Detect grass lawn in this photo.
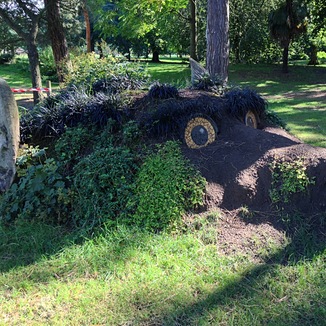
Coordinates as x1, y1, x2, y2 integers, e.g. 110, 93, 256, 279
0, 217, 325, 325
0, 59, 325, 325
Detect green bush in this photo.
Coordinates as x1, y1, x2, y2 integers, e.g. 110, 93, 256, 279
132, 141, 206, 231
64, 52, 149, 93
71, 144, 139, 229
270, 157, 315, 204
39, 46, 57, 81
0, 148, 70, 225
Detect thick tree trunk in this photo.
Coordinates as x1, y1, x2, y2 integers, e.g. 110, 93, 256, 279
206, 0, 229, 85
26, 39, 43, 104
152, 50, 160, 63
44, 0, 71, 83
282, 44, 289, 73
189, 0, 198, 61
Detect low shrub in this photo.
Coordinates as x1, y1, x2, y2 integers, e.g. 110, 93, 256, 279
39, 46, 57, 81
64, 52, 149, 93
0, 147, 70, 225
192, 73, 226, 94
71, 143, 139, 229
132, 141, 206, 231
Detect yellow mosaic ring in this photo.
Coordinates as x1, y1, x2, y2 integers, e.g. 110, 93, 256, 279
184, 115, 218, 149
244, 110, 258, 129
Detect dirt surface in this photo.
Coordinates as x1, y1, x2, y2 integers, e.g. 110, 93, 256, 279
182, 122, 326, 213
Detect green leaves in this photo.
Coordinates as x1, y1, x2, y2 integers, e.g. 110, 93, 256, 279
132, 141, 206, 231
269, 157, 315, 204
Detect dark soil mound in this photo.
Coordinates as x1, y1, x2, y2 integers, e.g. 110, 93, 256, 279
182, 121, 326, 215
132, 88, 326, 217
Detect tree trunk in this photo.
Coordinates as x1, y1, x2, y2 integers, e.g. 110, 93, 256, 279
206, 0, 229, 85
152, 50, 160, 63
44, 0, 71, 83
82, 1, 92, 53
189, 0, 198, 61
26, 39, 43, 104
282, 44, 289, 73
308, 43, 319, 66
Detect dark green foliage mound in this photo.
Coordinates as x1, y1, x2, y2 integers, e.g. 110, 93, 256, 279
132, 141, 206, 231
20, 88, 122, 143
71, 144, 139, 229
147, 82, 179, 99
222, 88, 267, 119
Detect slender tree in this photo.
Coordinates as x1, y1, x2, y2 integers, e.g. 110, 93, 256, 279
269, 0, 307, 73
206, 0, 229, 84
189, 0, 198, 60
0, 0, 44, 103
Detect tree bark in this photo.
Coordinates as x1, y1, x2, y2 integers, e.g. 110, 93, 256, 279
0, 7, 43, 103
44, 0, 71, 83
26, 39, 43, 103
206, 0, 229, 85
82, 1, 92, 53
152, 50, 160, 63
308, 43, 319, 66
189, 0, 198, 61
282, 44, 289, 73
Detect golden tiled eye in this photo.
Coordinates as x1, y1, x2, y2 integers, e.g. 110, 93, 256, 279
184, 116, 218, 149
244, 110, 258, 129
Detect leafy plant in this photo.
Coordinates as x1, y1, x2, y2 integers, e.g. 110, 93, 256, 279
269, 157, 315, 203
39, 46, 57, 81
132, 141, 206, 231
263, 109, 288, 129
0, 152, 70, 225
64, 52, 149, 93
71, 144, 139, 229
147, 82, 179, 99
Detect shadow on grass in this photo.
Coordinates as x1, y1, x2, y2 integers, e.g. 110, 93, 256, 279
157, 215, 326, 325
0, 221, 80, 272
0, 211, 325, 324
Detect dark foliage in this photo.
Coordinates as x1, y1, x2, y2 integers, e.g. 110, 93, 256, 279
192, 74, 226, 94
223, 88, 268, 118
147, 82, 179, 99
20, 87, 123, 143
144, 96, 224, 138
